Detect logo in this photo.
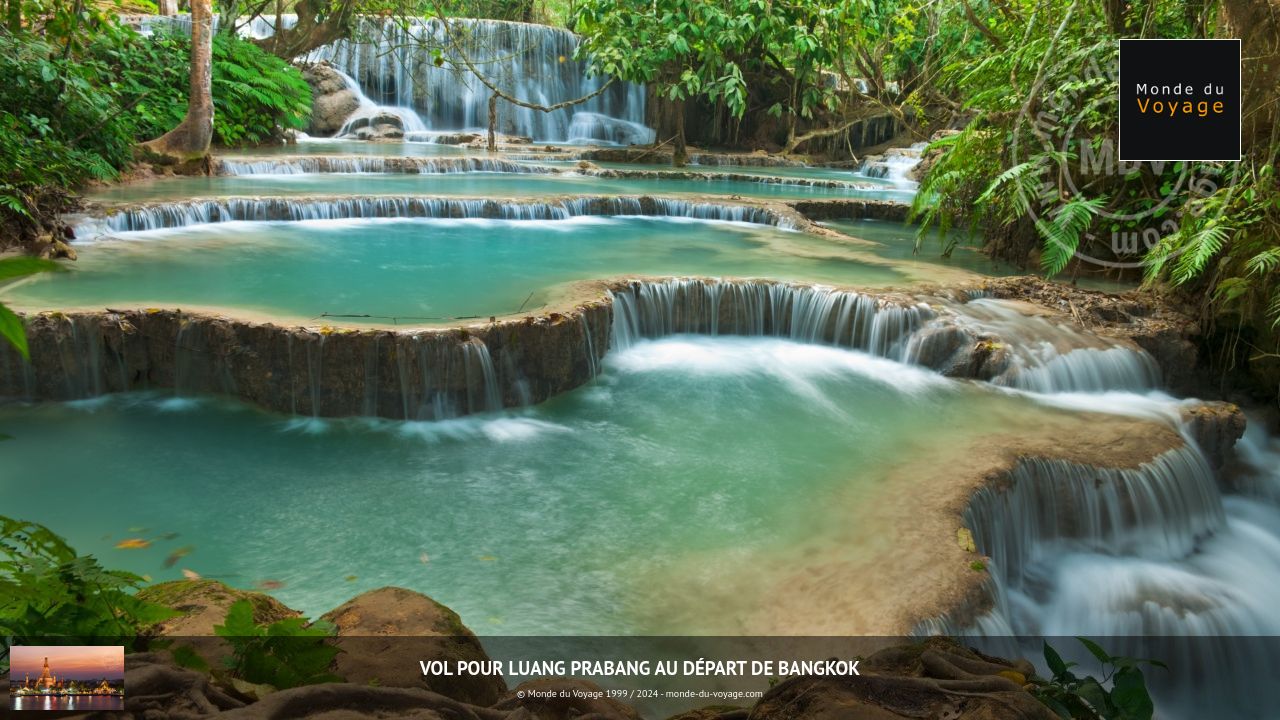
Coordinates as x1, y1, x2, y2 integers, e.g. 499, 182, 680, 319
1010, 38, 1242, 270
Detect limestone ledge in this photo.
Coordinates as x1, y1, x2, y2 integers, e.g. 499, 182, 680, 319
0, 296, 613, 419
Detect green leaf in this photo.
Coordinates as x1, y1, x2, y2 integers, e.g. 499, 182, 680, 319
215, 599, 262, 638
0, 303, 29, 359
1077, 636, 1113, 665
0, 257, 62, 282
1111, 667, 1154, 720
1043, 641, 1068, 677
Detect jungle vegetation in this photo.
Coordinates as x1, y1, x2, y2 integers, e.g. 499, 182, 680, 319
0, 0, 1277, 394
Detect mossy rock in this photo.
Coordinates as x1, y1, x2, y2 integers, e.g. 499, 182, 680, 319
319, 586, 506, 706
138, 579, 300, 636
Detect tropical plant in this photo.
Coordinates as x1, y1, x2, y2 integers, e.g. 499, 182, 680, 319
213, 599, 342, 690
571, 0, 933, 158
0, 516, 177, 643
1030, 638, 1164, 720
0, 257, 60, 357
908, 0, 1279, 396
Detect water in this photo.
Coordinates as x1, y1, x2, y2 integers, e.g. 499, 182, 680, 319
823, 219, 1020, 276
9, 695, 125, 712
4, 218, 905, 322
307, 17, 650, 143
87, 172, 906, 205
0, 336, 1078, 634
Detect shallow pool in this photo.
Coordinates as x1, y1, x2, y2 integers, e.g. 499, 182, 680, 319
3, 217, 905, 322
89, 171, 909, 204
0, 336, 1060, 634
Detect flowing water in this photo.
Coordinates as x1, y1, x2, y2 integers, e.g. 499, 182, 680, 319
3, 219, 906, 321
0, 336, 1090, 635
9, 16, 1280, 717
86, 171, 903, 204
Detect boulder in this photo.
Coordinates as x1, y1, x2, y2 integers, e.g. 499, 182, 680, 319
319, 587, 506, 706
907, 129, 959, 183
1181, 401, 1247, 470
301, 63, 360, 136
345, 112, 406, 140
492, 678, 640, 720
139, 579, 301, 636
137, 579, 301, 671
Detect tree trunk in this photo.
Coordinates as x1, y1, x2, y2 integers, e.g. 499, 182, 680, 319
488, 92, 498, 152
673, 100, 688, 167
140, 0, 214, 163
157, 0, 177, 15
1220, 0, 1279, 156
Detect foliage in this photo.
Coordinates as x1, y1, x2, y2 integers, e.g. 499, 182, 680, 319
1, 16, 311, 247
90, 30, 312, 147
213, 599, 342, 690
910, 0, 1280, 378
1030, 638, 1164, 720
0, 516, 177, 643
572, 0, 930, 150
0, 32, 136, 236
0, 257, 61, 357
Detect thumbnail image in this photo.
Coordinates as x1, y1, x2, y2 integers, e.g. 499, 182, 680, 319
8, 646, 125, 712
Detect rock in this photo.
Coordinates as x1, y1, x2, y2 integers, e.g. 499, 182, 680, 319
345, 112, 406, 140
492, 678, 640, 720
140, 579, 301, 636
750, 638, 1053, 720
31, 235, 77, 260
137, 579, 302, 671
301, 63, 360, 136
1180, 401, 1247, 470
429, 132, 483, 145
320, 587, 506, 706
907, 129, 959, 183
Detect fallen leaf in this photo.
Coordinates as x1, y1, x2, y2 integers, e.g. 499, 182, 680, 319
344, 575, 358, 582
164, 545, 195, 568
115, 538, 151, 549
478, 555, 497, 562
419, 552, 430, 564
256, 579, 285, 590
181, 568, 202, 580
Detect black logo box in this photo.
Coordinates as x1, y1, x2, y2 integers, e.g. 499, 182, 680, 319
1119, 38, 1241, 162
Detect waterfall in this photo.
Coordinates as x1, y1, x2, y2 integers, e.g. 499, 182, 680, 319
854, 142, 928, 190
953, 298, 1161, 393
83, 197, 797, 236
608, 279, 932, 360
965, 450, 1225, 593
461, 338, 502, 414
329, 66, 428, 138
214, 156, 559, 176
305, 17, 652, 144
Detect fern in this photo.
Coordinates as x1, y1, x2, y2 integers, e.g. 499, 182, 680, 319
1037, 196, 1106, 277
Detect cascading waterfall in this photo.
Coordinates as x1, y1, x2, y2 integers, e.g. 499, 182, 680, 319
328, 66, 429, 138
608, 279, 932, 360
954, 298, 1161, 393
924, 300, 1280, 720
306, 17, 652, 144
854, 142, 928, 190
82, 196, 796, 236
